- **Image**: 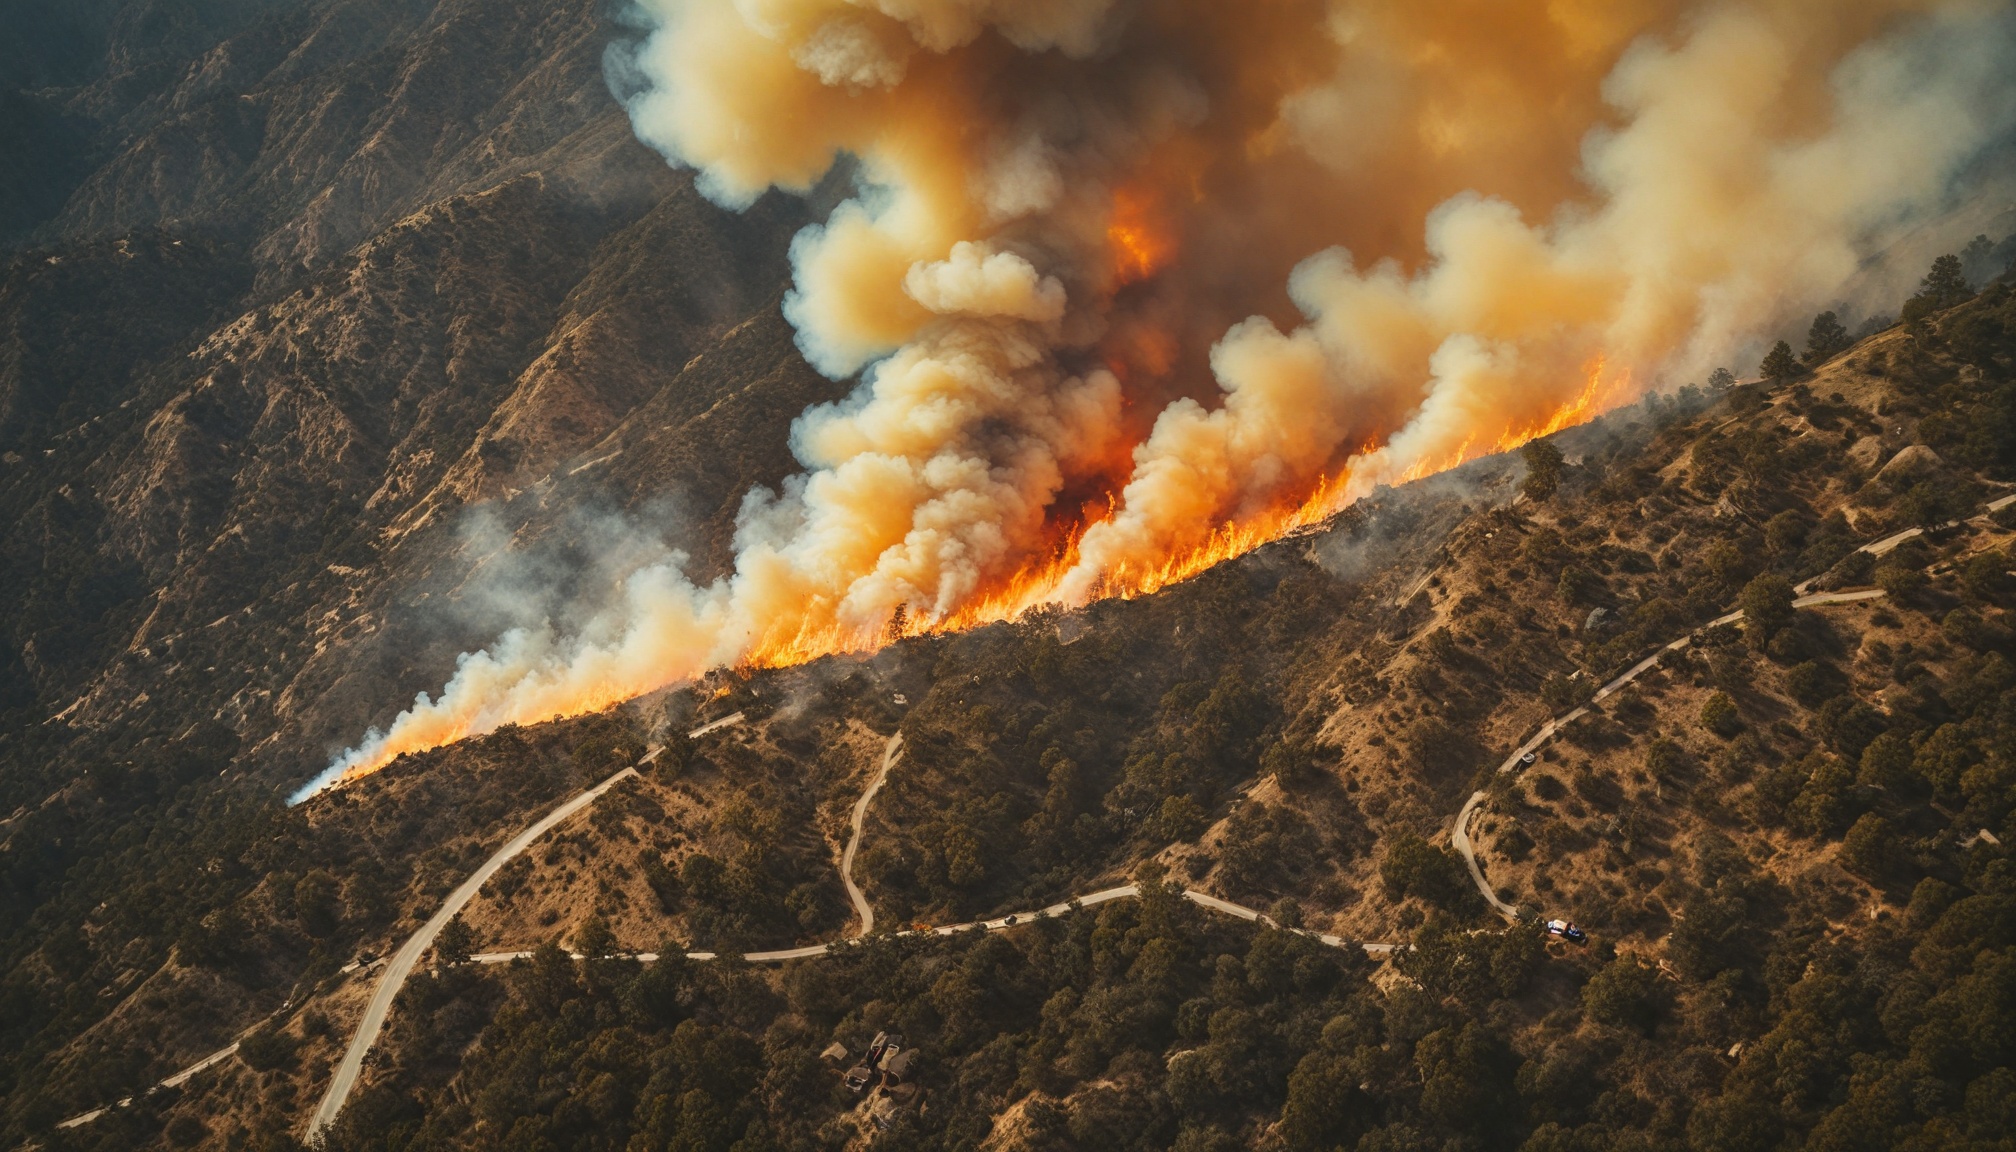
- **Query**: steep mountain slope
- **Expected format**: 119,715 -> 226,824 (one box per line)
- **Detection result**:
0,1 -> 851,1138
283,285 -> 2016,1152
18,276 -> 2013,1152
5,2 -> 2016,1150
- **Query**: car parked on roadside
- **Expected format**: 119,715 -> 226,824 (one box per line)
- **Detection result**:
1545,918 -> 1586,943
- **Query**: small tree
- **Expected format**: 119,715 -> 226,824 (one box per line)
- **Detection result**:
1804,311 -> 1851,366
1380,833 -> 1474,912
1960,234 -> 1996,284
1789,755 -> 1857,837
1839,813 -> 1897,877
573,914 -> 619,959
1903,253 -> 1973,324
1700,691 -> 1741,739
1708,367 -> 1737,390
1875,563 -> 1928,604
1152,794 -> 1206,843
1645,737 -> 1685,784
1267,897 -> 1305,929
436,914 -> 474,965
1760,340 -> 1802,383
1857,730 -> 1917,792
657,729 -> 695,780
1784,662 -> 1835,708
1522,439 -> 1565,503
1582,955 -> 1664,1033
1261,738 -> 1318,786
1764,510 -> 1810,557
1961,552 -> 2012,602
1557,564 -> 1604,606
1923,252 -> 1973,302
1739,574 -> 1797,649
1541,675 -> 1583,713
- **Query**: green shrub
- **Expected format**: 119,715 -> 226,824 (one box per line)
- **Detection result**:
1740,574 -> 1796,649
1153,794 -> 1207,844
435,914 -> 474,964
1581,955 -> 1664,1032
1380,834 -> 1475,912
1523,440 -> 1565,503
1788,755 -> 1858,838
1700,692 -> 1741,738
1857,731 -> 1918,792
1838,814 -> 1897,877
1541,676 -> 1584,713
238,1026 -> 299,1072
1961,551 -> 2011,602
1784,661 -> 1837,708
1645,738 -> 1686,783
1557,565 -> 1604,606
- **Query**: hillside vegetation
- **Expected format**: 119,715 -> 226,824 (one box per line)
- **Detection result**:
5,2 -> 2016,1149
24,258 -> 2015,1152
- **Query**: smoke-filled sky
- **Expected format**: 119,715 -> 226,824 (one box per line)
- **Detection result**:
295,0 -> 2016,801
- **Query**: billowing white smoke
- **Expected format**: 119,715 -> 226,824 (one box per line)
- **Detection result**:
1061,4 -> 2016,597
298,0 -> 2016,800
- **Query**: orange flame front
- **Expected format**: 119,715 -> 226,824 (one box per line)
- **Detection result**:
750,358 -> 1628,667
325,359 -> 1632,790
1109,188 -> 1174,286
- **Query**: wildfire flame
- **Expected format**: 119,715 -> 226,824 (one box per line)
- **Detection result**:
304,0 -> 2016,807
1109,188 -> 1174,286
754,357 -> 1627,661
315,359 -> 1629,793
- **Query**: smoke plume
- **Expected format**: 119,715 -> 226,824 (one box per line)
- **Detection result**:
298,0 -> 2016,800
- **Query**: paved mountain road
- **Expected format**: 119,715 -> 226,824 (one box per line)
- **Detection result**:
54,1039 -> 247,1130
306,764 -> 646,1138
468,885 -> 1400,969
1793,492 -> 2016,594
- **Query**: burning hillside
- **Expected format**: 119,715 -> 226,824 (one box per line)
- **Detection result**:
298,0 -> 2016,799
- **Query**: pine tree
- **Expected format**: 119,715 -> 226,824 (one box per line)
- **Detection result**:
1759,340 -> 1801,382
1922,253 -> 1971,303
1904,253 -> 1974,324
436,914 -> 474,965
1803,311 -> 1850,366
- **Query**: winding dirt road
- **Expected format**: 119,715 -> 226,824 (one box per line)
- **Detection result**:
294,492 -> 2016,1136
306,762 -> 646,1138
306,713 -> 746,1141
1452,487 -> 2016,919
1455,588 -> 1892,920
840,733 -> 903,937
